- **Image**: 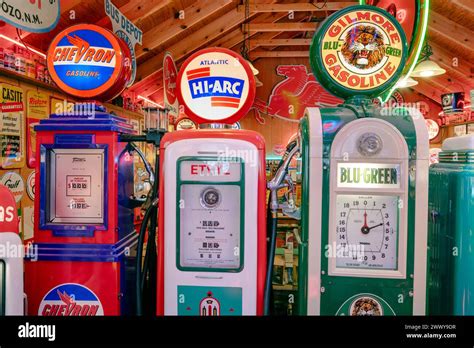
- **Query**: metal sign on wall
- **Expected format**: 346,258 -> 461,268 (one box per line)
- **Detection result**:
252,65 -> 342,123
164,52 -> 179,120
0,0 -> 60,33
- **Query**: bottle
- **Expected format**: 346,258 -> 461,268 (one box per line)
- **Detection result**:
36,62 -> 44,82
4,49 -> 15,71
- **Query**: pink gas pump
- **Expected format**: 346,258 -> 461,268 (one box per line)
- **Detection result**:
156,48 -> 267,316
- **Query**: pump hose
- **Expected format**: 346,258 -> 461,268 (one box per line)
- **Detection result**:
264,199 -> 278,315
135,202 -> 155,316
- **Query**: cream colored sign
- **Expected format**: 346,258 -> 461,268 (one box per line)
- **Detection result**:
321,9 -> 404,91
0,84 -> 25,168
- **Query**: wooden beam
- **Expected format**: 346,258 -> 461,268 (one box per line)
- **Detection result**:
410,80 -> 443,105
246,22 -> 317,32
451,0 -> 474,15
249,38 -> 311,49
238,2 -> 357,13
134,7 -> 247,85
429,42 -> 474,79
136,0 -> 233,58
429,12 -> 474,56
250,50 -> 309,59
132,10 -> 292,92
95,0 -> 171,27
212,11 -> 297,49
125,0 -> 172,25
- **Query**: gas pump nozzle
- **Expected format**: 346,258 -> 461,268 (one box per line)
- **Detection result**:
267,144 -> 300,215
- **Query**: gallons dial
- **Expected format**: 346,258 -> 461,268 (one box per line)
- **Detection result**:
335,195 -> 399,270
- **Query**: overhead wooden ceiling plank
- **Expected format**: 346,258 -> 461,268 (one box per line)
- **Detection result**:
429,42 -> 474,79
249,38 -> 311,49
246,22 -> 317,32
410,80 -> 443,105
428,12 -> 474,61
237,2 -> 357,13
250,50 -> 309,59
95,0 -> 172,27
136,0 -> 234,59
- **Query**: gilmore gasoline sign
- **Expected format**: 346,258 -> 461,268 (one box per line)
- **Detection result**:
310,5 -> 407,99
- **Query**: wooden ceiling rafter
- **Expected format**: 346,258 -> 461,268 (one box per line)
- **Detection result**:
237,2 -> 357,13
246,22 -> 317,32
135,0 -> 235,59
428,11 -> 474,62
130,4 -> 293,95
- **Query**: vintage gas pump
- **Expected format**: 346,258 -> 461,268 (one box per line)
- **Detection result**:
0,184 -> 23,315
156,48 -> 267,316
427,134 -> 474,315
269,5 -> 429,315
24,24 -> 140,316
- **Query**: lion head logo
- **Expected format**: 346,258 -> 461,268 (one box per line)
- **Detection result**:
350,297 -> 383,316
341,25 -> 386,70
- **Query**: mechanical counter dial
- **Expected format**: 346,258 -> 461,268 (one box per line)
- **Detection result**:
335,195 -> 399,270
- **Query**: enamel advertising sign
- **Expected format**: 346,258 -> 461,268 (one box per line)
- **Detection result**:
26,90 -> 48,168
1,84 -> 25,169
310,5 -> 407,99
0,0 -> 60,33
164,52 -> 179,120
47,24 -> 132,101
177,48 -> 256,124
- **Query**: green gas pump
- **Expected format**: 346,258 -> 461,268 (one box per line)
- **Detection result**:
268,5 -> 429,316
427,135 -> 474,315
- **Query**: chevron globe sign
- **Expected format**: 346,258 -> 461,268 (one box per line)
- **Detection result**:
177,48 -> 256,124
47,24 -> 132,101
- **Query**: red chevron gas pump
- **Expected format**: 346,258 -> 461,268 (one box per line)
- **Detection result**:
24,24 -> 140,316
156,48 -> 267,315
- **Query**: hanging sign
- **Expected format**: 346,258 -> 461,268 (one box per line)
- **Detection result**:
0,84 -> 25,169
177,47 -> 256,125
104,0 -> 142,86
0,0 -> 60,33
47,24 -> 132,101
425,118 -> 440,141
26,90 -> 48,168
163,52 -> 179,120
310,5 -> 407,99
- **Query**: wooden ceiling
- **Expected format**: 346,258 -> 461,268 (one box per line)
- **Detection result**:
1,0 -> 472,106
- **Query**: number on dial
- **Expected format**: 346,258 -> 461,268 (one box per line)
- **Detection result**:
335,195 -> 398,270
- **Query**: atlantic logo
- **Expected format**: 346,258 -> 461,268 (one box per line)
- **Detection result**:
187,67 -> 244,109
